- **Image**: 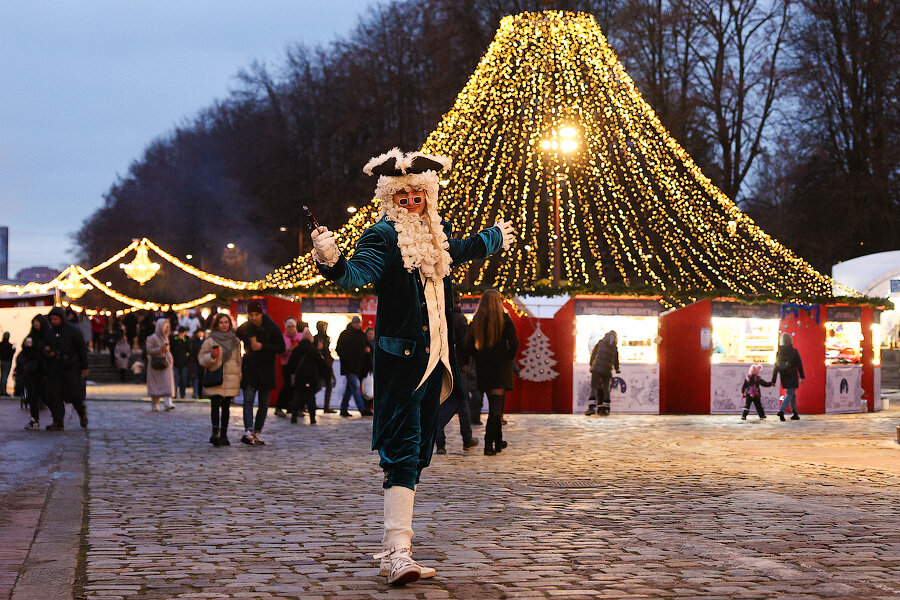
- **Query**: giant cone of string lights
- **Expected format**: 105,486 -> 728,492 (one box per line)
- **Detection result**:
263,11 -> 833,298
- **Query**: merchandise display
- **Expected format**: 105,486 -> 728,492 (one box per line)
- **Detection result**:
574,314 -> 658,364
825,321 -> 863,365
711,317 -> 779,364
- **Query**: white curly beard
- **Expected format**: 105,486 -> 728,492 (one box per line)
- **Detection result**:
376,172 -> 452,280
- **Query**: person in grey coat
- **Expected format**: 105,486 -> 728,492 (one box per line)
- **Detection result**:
145,318 -> 175,411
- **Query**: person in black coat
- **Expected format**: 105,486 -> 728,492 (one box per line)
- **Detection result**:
44,306 -> 89,430
0,331 -> 15,396
586,331 -> 620,415
335,316 -> 371,417
435,303 -> 478,453
286,328 -> 328,424
21,315 -> 50,429
169,326 -> 192,399
466,290 -> 519,455
771,333 -> 805,421
235,301 -> 287,444
314,322 -> 336,413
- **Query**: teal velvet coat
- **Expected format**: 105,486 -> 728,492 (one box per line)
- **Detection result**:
318,217 -> 504,450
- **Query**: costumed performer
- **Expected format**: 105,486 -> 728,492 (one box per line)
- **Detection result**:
311,148 -> 514,586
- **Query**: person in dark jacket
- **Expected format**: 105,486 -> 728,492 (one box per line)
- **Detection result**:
314,322 -> 336,413
21,315 -> 50,430
466,290 -> 519,456
287,327 -> 327,424
335,316 -> 371,417
436,303 -> 478,453
235,301 -> 287,445
772,333 -> 805,421
0,331 -> 14,396
189,329 -> 205,398
123,312 -> 138,349
44,306 -> 89,430
169,326 -> 192,399
586,331 -> 620,415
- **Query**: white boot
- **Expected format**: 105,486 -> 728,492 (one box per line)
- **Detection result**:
163,397 -> 175,411
375,486 -> 435,582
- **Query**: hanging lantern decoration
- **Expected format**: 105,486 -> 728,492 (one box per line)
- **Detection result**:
58,269 -> 93,299
120,243 -> 160,284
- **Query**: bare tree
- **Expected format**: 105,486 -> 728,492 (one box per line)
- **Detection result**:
680,0 -> 790,200
610,0 -> 714,172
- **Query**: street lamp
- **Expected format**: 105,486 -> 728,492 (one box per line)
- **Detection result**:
539,126 -> 579,284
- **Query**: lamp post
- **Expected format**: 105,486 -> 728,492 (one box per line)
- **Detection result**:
540,126 -> 579,285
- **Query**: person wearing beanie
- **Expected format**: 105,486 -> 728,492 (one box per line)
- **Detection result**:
43,306 -> 90,430
772,332 -> 805,421
311,148 -> 514,586
235,300 -> 286,445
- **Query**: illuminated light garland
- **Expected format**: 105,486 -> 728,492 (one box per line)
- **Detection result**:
75,266 -> 216,312
141,238 -> 318,290
262,10 -> 849,304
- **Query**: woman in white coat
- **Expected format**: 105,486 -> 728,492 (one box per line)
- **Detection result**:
145,319 -> 175,411
198,313 -> 242,446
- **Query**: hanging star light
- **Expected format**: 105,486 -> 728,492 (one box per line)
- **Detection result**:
120,243 -> 160,284
57,269 -> 93,299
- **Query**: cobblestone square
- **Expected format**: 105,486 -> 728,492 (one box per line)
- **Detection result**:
4,400 -> 900,599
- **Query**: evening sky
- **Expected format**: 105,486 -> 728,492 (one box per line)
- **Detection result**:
0,0 -> 371,275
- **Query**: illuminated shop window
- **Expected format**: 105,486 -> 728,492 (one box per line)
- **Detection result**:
574,314 -> 658,364
711,317 -> 778,364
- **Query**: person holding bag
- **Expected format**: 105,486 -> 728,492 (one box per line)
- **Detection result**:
145,318 -> 175,412
198,313 -> 242,446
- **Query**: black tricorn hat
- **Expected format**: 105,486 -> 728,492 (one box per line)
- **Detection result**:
363,148 -> 451,177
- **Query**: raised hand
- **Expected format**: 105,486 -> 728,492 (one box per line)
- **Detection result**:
494,218 -> 516,250
312,226 -> 341,266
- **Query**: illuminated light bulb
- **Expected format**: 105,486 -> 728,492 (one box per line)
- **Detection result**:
226,243 -> 236,249
560,126 -> 577,138
540,140 -> 552,150
347,206 -> 357,214
560,139 -> 578,153
186,254 -> 193,259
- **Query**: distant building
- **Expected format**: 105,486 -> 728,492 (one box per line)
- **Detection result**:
0,226 -> 8,280
16,266 -> 61,283
833,250 -> 900,347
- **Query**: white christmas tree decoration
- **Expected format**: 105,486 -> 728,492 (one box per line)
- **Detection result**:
518,322 -> 558,382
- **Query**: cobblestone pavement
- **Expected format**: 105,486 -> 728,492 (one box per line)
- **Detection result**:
71,402 -> 899,599
0,400 -> 86,599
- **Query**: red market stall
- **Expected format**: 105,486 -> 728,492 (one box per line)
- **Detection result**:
569,296 -> 661,414
660,299 -> 782,414
660,299 -> 885,415
780,304 -> 882,414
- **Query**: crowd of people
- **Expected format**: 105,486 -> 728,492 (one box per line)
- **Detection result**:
4,292 -> 522,452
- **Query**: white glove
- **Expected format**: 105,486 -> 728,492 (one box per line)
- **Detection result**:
494,218 -> 515,251
311,226 -> 340,267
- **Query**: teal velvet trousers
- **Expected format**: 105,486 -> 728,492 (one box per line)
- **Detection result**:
378,366 -> 446,490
